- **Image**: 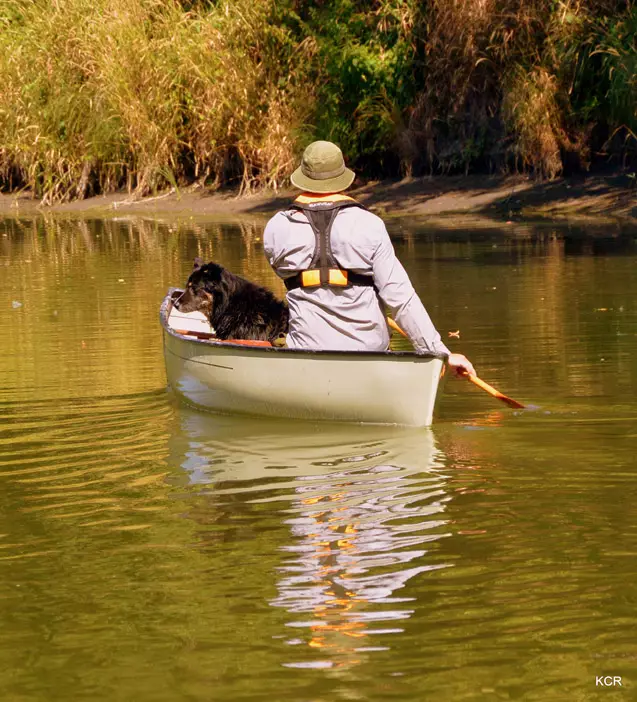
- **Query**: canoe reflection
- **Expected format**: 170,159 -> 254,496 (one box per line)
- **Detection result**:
175,410 -> 453,668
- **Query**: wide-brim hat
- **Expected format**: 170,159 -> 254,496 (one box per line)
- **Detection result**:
290,140 -> 355,193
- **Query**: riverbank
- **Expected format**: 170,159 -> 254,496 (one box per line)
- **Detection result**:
1,172 -> 635,225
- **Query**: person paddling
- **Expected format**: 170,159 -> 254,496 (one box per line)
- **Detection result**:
263,140 -> 476,377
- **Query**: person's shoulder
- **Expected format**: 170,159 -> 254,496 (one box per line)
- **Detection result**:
341,204 -> 388,238
264,210 -> 290,232
267,210 -> 290,223
264,212 -> 288,250
345,204 -> 385,224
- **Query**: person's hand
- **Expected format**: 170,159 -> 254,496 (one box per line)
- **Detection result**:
447,353 -> 476,377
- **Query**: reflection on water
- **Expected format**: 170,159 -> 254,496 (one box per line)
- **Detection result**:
1,214 -> 637,700
173,412 -> 451,671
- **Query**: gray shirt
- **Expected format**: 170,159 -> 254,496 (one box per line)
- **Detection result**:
263,206 -> 451,356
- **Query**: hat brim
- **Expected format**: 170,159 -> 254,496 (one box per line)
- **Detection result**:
290,166 -> 355,194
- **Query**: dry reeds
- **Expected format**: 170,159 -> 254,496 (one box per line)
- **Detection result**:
0,0 -> 635,201
502,66 -> 564,178
0,0 -> 313,201
404,0 -> 635,176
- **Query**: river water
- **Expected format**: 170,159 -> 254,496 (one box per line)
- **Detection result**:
1,214 -> 636,700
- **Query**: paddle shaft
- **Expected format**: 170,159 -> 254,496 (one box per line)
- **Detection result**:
460,372 -> 525,409
386,317 -> 408,339
386,317 -> 525,409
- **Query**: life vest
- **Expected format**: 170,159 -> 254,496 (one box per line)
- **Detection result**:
283,193 -> 376,291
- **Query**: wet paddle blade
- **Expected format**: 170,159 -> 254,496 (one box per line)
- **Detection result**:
464,373 -> 525,409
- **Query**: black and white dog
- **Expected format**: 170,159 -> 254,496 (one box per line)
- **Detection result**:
176,258 -> 289,342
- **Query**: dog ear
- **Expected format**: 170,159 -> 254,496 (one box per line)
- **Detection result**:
207,262 -> 224,283
193,257 -> 204,271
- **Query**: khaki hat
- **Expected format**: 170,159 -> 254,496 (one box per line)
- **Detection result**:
290,141 -> 355,193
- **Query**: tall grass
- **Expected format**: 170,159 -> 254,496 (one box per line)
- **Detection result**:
401,0 -> 637,176
0,0 -> 635,201
567,5 -> 637,159
502,67 -> 564,178
0,0 -> 313,201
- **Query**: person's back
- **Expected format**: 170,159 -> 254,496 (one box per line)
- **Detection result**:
264,141 -> 475,376
266,203 -> 450,355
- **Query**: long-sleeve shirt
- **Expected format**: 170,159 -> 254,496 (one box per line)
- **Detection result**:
263,205 -> 451,357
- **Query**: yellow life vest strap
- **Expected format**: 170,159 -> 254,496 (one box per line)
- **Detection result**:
285,268 -> 373,291
293,193 -> 358,208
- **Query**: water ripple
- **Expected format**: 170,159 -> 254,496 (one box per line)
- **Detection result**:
0,392 -> 174,554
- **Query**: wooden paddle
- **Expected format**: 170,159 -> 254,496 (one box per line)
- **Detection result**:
386,317 -> 525,409
456,371 -> 525,409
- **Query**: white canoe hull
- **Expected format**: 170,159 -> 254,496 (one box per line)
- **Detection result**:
161,292 -> 445,427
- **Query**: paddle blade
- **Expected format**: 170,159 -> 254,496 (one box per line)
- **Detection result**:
385,317 -> 525,409
464,372 -> 525,409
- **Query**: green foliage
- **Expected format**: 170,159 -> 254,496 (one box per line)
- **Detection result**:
275,0 -> 421,173
0,0 -> 636,201
571,8 -> 637,146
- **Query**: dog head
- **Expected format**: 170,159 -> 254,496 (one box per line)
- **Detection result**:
175,258 -> 226,318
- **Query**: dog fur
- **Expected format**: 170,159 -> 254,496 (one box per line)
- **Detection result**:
176,258 -> 289,342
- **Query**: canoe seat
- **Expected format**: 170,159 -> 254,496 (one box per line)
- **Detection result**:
168,303 -> 279,347
168,307 -> 215,334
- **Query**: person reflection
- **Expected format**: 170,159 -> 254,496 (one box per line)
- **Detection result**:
268,428 -> 453,669
173,413 -> 454,671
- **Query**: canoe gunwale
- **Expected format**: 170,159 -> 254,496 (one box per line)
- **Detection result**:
160,289 -> 447,361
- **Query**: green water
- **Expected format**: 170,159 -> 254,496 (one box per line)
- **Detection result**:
1,215 -> 636,701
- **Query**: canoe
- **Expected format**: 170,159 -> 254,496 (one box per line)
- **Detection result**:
161,289 -> 446,426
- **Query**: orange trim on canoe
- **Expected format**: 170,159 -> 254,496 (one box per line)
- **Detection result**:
174,329 -> 272,347
223,339 -> 273,347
